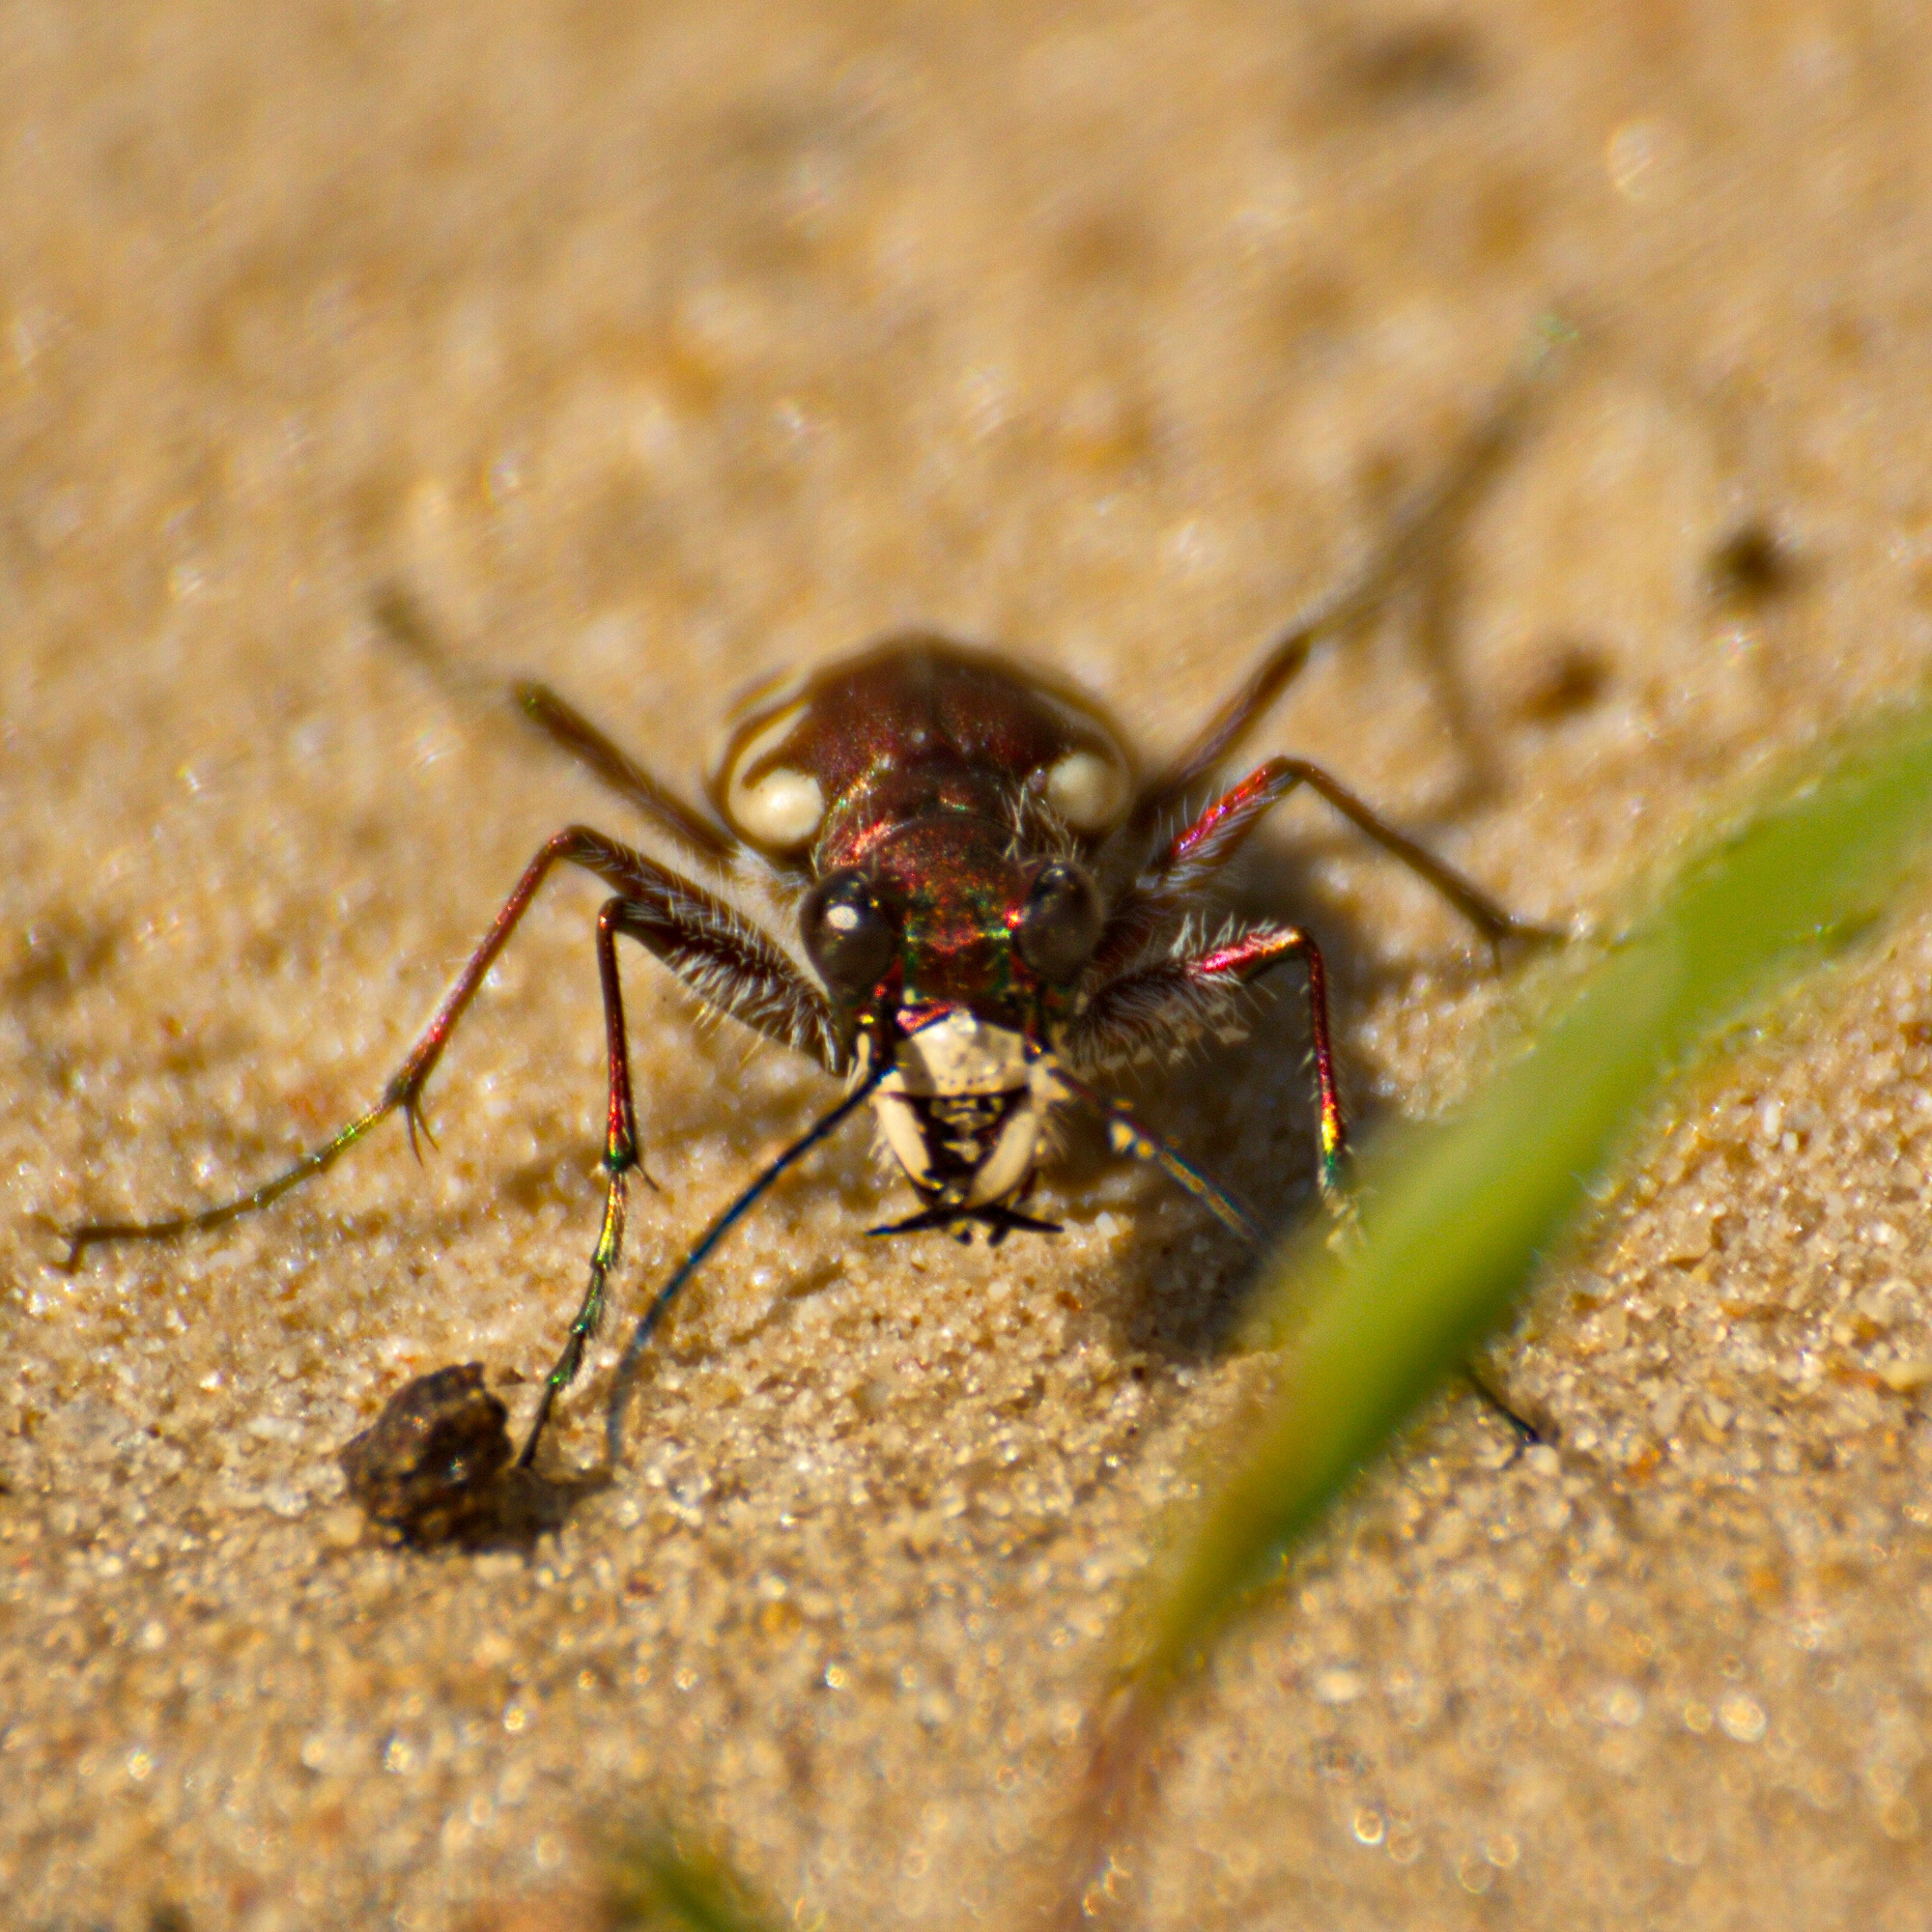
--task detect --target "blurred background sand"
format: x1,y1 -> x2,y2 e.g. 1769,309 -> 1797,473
5,1 -> 1932,1925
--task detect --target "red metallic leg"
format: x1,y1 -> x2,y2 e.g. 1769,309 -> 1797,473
1066,922 -> 1347,1195
62,826 -> 626,1266
519,873 -> 854,1463
1198,926 -> 1348,1192
1094,755 -> 1551,981
518,896 -> 640,1464
1164,756 -> 1543,942
62,826 -> 838,1269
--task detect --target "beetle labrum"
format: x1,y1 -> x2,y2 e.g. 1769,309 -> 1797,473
61,502 -> 1548,1468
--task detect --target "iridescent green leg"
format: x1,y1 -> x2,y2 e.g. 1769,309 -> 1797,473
59,826 -> 648,1273
58,1099 -> 393,1269
517,898 -> 640,1467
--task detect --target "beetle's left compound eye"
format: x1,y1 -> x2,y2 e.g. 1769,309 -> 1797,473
801,869 -> 899,1004
1014,861 -> 1105,984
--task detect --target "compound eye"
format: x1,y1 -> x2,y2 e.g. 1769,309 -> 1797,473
801,869 -> 898,1004
1014,861 -> 1105,984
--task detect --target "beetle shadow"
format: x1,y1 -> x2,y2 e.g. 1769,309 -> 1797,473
1050,1003 -> 1340,1371
440,1460 -> 615,1550
344,1458 -> 617,1555
1065,825 -> 1542,1368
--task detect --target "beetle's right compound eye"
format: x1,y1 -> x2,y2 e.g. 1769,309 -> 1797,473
1014,860 -> 1105,984
801,869 -> 898,1004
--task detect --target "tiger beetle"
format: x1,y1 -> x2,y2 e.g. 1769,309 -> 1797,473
59,424 -> 1554,1470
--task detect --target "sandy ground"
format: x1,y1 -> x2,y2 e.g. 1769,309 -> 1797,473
5,1 -> 1932,1926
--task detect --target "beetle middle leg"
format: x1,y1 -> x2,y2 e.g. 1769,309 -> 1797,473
1094,752 -> 1555,996
1076,744 -> 1554,1199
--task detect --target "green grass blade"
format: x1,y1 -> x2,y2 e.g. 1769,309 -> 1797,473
605,1831 -> 792,1932
1125,699 -> 1932,1691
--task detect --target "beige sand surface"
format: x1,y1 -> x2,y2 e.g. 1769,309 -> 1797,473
6,1 -> 1932,1926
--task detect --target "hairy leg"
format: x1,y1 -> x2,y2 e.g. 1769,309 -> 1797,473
62,827 -> 838,1269
1066,921 -> 1346,1194
1094,754 -> 1556,984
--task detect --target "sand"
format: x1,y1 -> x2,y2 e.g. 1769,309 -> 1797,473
5,0 -> 1932,1925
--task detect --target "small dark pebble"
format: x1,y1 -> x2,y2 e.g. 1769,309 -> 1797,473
1518,640 -> 1612,723
1339,20 -> 1487,106
1707,520 -> 1798,605
338,1363 -> 513,1544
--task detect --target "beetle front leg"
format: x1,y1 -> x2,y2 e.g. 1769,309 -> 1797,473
1219,923 -> 1548,1448
515,874 -> 845,1463
1066,922 -> 1347,1197
517,896 -> 641,1465
1192,926 -> 1348,1196
58,826 -> 655,1269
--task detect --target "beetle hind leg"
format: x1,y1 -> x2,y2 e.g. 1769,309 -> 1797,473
1126,345 -> 1562,835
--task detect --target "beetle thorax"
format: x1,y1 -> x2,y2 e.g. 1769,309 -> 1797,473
867,812 -> 1034,1009
874,1010 -> 1061,1209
